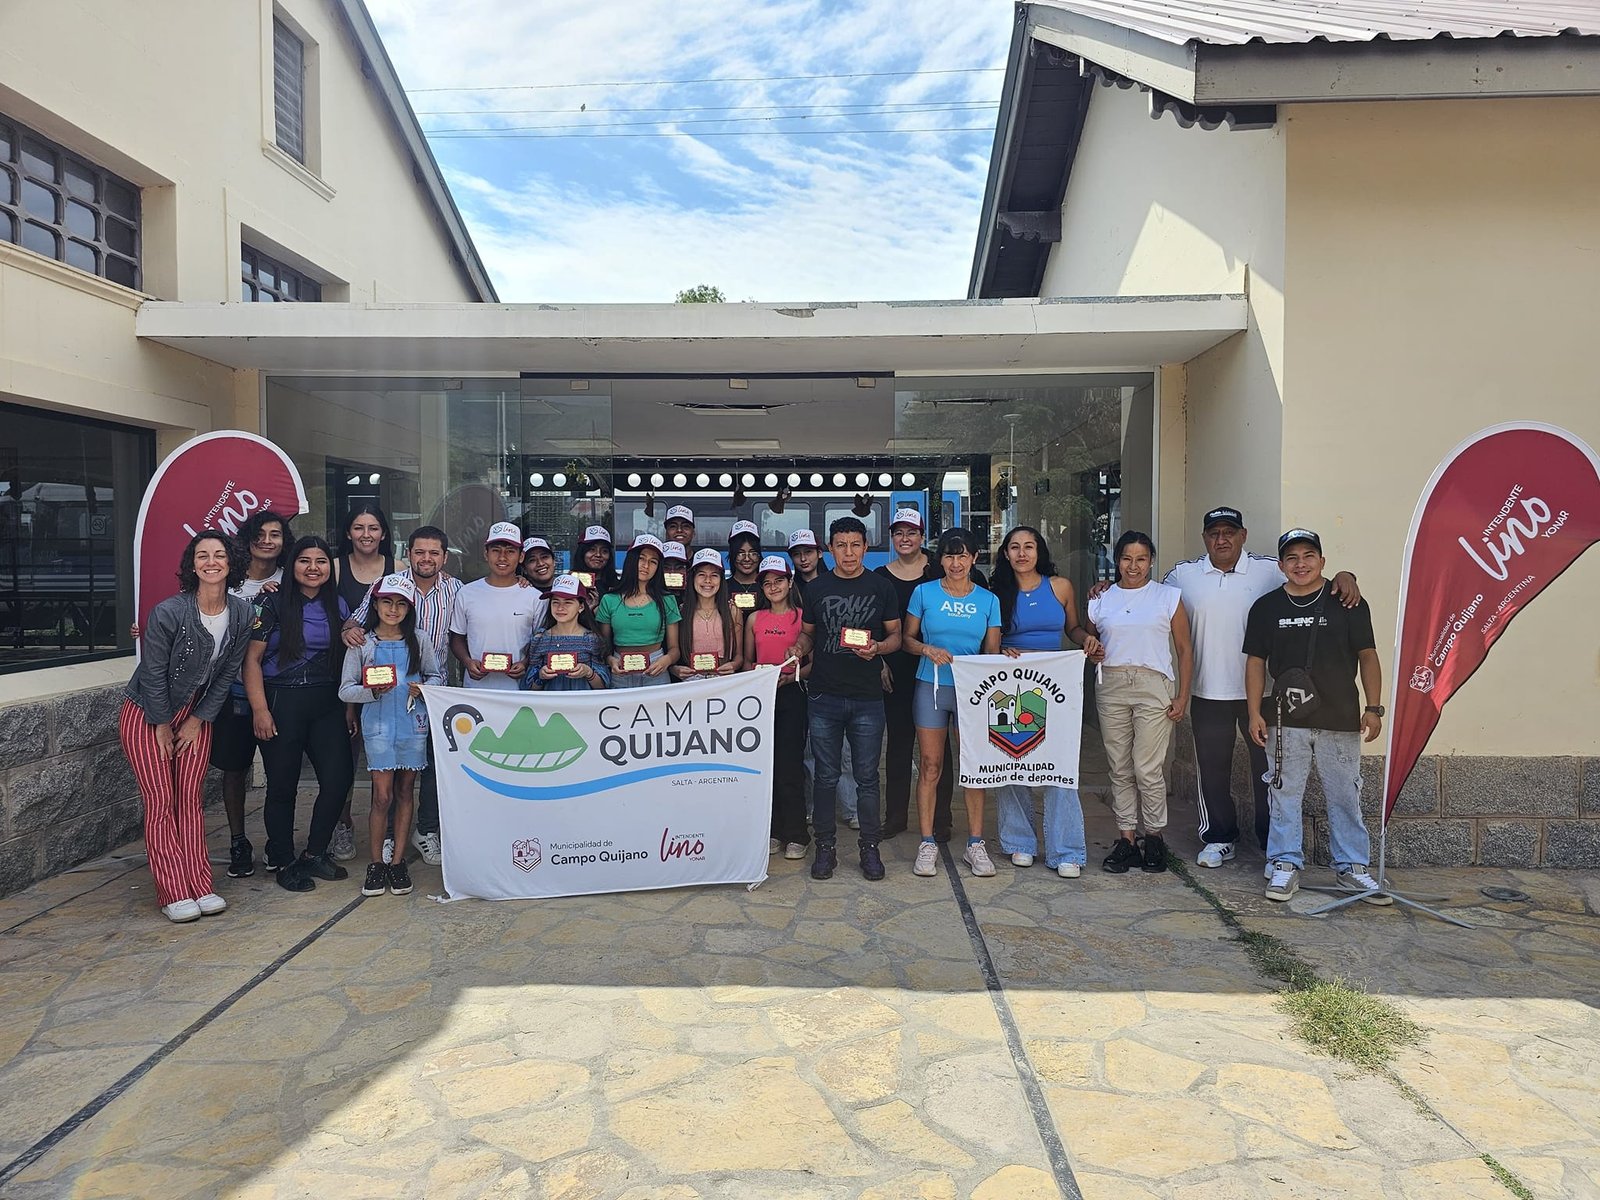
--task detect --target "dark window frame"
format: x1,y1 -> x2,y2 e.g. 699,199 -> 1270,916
242,243 -> 322,302
273,17 -> 307,164
0,112 -> 141,290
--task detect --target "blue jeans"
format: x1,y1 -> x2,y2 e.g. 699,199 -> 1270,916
808,692 -> 884,847
1264,727 -> 1370,871
803,726 -> 857,821
997,785 -> 1087,868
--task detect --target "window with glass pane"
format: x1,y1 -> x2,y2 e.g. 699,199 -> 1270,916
0,403 -> 153,672
242,244 -> 321,302
273,18 -> 306,163
0,113 -> 141,288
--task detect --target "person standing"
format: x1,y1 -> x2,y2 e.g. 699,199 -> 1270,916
990,525 -> 1100,880
674,548 -> 744,678
660,540 -> 691,614
1160,507 -> 1363,868
344,525 -> 461,866
793,517 -> 902,882
330,503 -> 395,862
1246,529 -> 1388,904
243,536 -> 356,891
596,534 -> 680,687
747,555 -> 810,859
449,522 -> 546,692
520,535 -> 558,597
523,573 -> 612,691
901,530 -> 1003,878
663,505 -> 696,551
787,528 -> 825,593
121,531 -> 253,922
1086,531 -> 1193,875
791,527 -> 858,829
726,520 -> 763,613
574,525 -> 619,603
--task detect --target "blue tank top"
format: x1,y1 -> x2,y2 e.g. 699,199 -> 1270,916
1005,579 -> 1067,651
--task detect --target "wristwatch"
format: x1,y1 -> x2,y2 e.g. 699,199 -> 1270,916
1365,705 -> 1385,717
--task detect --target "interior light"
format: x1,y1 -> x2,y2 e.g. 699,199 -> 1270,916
627,473 -> 642,487
673,473 -> 687,487
529,473 -> 544,487
833,473 -> 846,487
878,473 -> 893,487
719,473 -> 733,487
854,473 -> 869,487
696,473 -> 710,487
788,473 -> 801,487
901,472 -> 916,487
368,473 -> 381,485
764,473 -> 778,487
346,475 -> 360,485
553,473 -> 567,487
742,474 -> 755,487
651,473 -> 665,487
810,473 -> 824,487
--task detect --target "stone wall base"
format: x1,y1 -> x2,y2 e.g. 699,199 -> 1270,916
1168,719 -> 1598,868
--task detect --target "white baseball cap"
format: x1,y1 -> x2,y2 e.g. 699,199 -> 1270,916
691,548 -> 725,570
787,529 -> 818,549
373,573 -> 417,605
630,533 -> 665,554
581,524 -> 611,545
521,536 -> 552,554
889,507 -> 924,530
759,555 -> 792,576
663,540 -> 688,561
548,573 -> 583,598
665,505 -> 695,524
729,520 -> 760,542
485,521 -> 523,546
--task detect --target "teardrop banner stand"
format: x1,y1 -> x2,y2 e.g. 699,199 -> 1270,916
1303,422 -> 1600,925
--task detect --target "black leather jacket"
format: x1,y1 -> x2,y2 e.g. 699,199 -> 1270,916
123,592 -> 253,726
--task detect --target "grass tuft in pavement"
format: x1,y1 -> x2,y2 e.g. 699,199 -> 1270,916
1279,977 -> 1423,1069
1480,1154 -> 1536,1200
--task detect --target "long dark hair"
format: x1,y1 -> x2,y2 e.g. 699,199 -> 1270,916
533,594 -> 609,658
575,536 -> 620,596
755,570 -> 801,616
176,530 -> 246,593
679,562 -> 739,661
361,590 -> 422,677
336,502 -> 394,562
275,536 -> 343,664
239,510 -> 293,570
991,525 -> 1056,633
617,544 -> 669,633
1112,530 -> 1157,585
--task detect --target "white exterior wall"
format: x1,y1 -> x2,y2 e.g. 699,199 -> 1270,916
1040,81 -> 1287,564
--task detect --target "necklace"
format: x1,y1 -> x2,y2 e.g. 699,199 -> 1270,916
1286,587 -> 1323,608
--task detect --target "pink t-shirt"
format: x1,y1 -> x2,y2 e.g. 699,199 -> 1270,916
749,607 -> 802,673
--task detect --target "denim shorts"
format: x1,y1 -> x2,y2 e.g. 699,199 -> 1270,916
912,678 -> 958,730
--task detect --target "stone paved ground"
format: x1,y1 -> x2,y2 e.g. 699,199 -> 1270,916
0,783 -> 1596,1199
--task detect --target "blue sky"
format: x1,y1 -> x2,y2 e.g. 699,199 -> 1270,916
366,0 -> 1015,303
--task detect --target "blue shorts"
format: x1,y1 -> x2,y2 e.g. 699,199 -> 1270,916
913,678 -> 958,730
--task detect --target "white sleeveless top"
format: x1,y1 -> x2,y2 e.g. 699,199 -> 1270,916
1088,582 -> 1182,679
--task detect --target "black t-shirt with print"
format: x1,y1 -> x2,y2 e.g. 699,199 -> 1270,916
1243,583 -> 1376,731
804,569 -> 901,700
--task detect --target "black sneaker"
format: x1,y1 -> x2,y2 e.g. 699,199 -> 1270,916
860,843 -> 885,881
1102,838 -> 1142,874
299,852 -> 348,882
276,862 -> 315,892
810,843 -> 837,880
1141,834 -> 1169,873
361,862 -> 388,896
227,835 -> 255,879
387,860 -> 413,895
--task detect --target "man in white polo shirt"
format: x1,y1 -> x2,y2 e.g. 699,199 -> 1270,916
1162,507 -> 1359,867
449,522 -> 547,691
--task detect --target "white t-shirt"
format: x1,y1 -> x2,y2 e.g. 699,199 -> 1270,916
232,570 -> 282,602
1163,554 -> 1284,700
448,580 -> 548,691
199,606 -> 231,668
1089,581 -> 1182,679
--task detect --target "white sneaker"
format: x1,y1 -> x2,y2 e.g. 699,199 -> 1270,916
1057,863 -> 1081,879
382,837 -> 395,865
330,823 -> 357,862
162,899 -> 202,923
963,840 -> 996,877
1196,842 -> 1235,868
847,815 -> 861,830
1010,852 -> 1035,868
413,830 -> 442,866
913,840 -> 940,877
1336,868 -> 1395,906
1265,862 -> 1300,902
769,838 -> 781,855
195,893 -> 227,915
783,842 -> 807,860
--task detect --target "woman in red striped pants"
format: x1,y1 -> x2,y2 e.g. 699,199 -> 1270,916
121,531 -> 253,922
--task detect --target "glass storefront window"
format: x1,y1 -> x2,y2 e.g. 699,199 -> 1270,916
0,402 -> 152,671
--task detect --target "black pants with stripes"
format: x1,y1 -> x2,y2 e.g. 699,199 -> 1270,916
1190,696 -> 1270,851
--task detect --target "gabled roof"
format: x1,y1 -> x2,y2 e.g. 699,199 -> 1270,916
331,0 -> 498,302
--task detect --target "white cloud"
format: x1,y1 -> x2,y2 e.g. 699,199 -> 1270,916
367,0 -> 1013,302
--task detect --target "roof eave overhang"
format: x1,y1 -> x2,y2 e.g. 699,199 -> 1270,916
968,8 -> 1035,300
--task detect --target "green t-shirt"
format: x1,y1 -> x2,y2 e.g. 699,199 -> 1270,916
596,592 -> 681,646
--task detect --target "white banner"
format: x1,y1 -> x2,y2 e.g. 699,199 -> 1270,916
421,670 -> 779,900
951,651 -> 1085,790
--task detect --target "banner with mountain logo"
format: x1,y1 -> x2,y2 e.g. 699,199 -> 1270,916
950,651 -> 1086,790
420,670 -> 779,900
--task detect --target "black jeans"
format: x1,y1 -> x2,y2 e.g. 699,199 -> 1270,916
1190,696 -> 1270,850
883,652 -> 952,835
260,683 -> 356,866
770,682 -> 809,847
416,739 -> 439,836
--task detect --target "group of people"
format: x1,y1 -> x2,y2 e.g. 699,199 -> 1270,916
120,497 -> 1390,922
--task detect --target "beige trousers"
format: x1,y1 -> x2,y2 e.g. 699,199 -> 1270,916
1096,666 -> 1174,833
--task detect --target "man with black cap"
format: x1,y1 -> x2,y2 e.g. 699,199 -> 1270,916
1161,507 -> 1359,868
1244,529 -> 1386,904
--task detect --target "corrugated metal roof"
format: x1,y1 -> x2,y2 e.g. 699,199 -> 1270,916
1029,0 -> 1600,46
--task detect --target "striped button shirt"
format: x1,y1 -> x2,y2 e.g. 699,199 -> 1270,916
350,569 -> 462,665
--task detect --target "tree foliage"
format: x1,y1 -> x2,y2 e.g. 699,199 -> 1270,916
674,284 -> 725,304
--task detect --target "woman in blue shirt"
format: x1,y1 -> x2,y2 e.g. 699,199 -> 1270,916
901,529 -> 1002,879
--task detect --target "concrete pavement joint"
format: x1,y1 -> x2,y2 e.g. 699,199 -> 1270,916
939,841 -> 1084,1200
0,891 -> 369,1189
